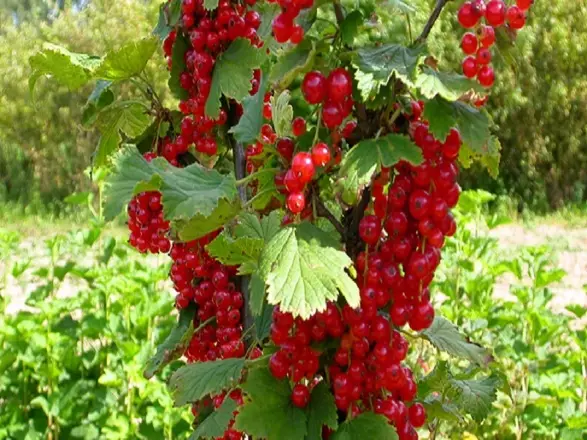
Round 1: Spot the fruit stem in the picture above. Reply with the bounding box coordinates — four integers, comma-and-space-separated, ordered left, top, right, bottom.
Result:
235, 168, 281, 186
416, 0, 450, 44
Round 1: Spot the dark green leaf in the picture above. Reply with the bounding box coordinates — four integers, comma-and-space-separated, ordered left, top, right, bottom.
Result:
259, 222, 359, 319
340, 10, 363, 45
306, 382, 338, 440
331, 413, 398, 440
169, 33, 190, 100
82, 80, 114, 127
191, 398, 238, 439
144, 305, 196, 379
421, 316, 493, 367
153, 3, 172, 40
253, 292, 273, 340
235, 368, 307, 440
447, 375, 499, 422
229, 68, 268, 143
174, 197, 242, 241
353, 44, 425, 101
170, 358, 246, 406
205, 39, 266, 118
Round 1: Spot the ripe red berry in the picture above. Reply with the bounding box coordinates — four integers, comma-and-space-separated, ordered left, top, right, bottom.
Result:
409, 403, 427, 428
269, 352, 289, 379
457, 2, 481, 28
327, 68, 353, 103
462, 56, 479, 78
311, 142, 331, 167
276, 137, 295, 162
272, 13, 294, 43
292, 117, 307, 137
301, 71, 327, 104
461, 33, 478, 55
291, 384, 310, 408
485, 0, 507, 27
477, 65, 495, 88
506, 6, 526, 29
290, 25, 304, 44
284, 169, 305, 193
291, 152, 315, 183
409, 301, 435, 331
322, 101, 344, 129
409, 190, 431, 220
359, 215, 382, 245
263, 102, 272, 120
516, 0, 533, 11
476, 47, 492, 65
287, 192, 306, 213
478, 25, 496, 47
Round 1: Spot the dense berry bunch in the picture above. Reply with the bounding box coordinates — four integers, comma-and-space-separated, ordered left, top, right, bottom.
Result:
458, 0, 534, 88
271, 0, 314, 44
127, 153, 171, 254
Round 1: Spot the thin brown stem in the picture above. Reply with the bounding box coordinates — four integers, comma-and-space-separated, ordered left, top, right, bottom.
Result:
416, 0, 450, 43
313, 189, 345, 236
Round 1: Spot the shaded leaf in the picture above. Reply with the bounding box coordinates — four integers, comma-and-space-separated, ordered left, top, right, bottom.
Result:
306, 382, 338, 440
416, 66, 484, 101
168, 32, 190, 100
229, 68, 268, 143
170, 358, 246, 406
331, 413, 398, 440
191, 398, 238, 439
270, 39, 316, 89
144, 305, 196, 379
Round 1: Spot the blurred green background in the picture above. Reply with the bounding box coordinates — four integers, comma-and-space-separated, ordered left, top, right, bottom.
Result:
0, 0, 585, 215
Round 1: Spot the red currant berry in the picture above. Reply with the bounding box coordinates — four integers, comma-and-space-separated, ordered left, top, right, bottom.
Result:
290, 25, 304, 44
485, 0, 507, 27
311, 142, 331, 167
457, 2, 481, 28
272, 13, 294, 43
462, 56, 479, 78
477, 65, 495, 88
276, 137, 295, 162
516, 0, 533, 11
478, 25, 496, 47
301, 71, 327, 104
287, 192, 306, 213
327, 68, 353, 103
506, 5, 526, 29
291, 384, 310, 408
409, 403, 426, 428
284, 169, 305, 193
291, 152, 315, 183
476, 47, 492, 65
322, 101, 344, 129
409, 190, 431, 220
461, 32, 478, 55
409, 301, 435, 331
292, 117, 307, 137
359, 215, 382, 246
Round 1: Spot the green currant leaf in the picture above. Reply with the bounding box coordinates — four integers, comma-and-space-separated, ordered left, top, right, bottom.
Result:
204, 0, 219, 10
206, 233, 264, 267
418, 361, 451, 398
102, 146, 161, 220
340, 10, 363, 46
270, 39, 316, 90
421, 316, 494, 368
191, 398, 238, 439
249, 272, 267, 318
255, 3, 281, 41
144, 304, 196, 379
152, 3, 172, 40
460, 135, 501, 178
235, 369, 308, 440
29, 43, 101, 92
338, 134, 423, 204
236, 211, 282, 242
253, 290, 273, 339
205, 38, 266, 118
451, 101, 491, 152
353, 44, 425, 101
175, 198, 242, 241
94, 101, 152, 167
271, 90, 294, 138
229, 68, 268, 143
259, 222, 360, 319
169, 358, 246, 406
168, 32, 190, 101
251, 158, 283, 210
94, 37, 159, 81
447, 375, 500, 422
388, 0, 416, 13
82, 80, 114, 127
421, 96, 456, 141
306, 382, 338, 440
331, 413, 398, 440
416, 66, 485, 102
422, 397, 464, 423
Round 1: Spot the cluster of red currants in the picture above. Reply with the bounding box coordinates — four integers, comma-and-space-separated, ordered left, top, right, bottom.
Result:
167, 232, 246, 362
191, 391, 246, 440
458, 0, 534, 88
162, 0, 263, 157
127, 153, 171, 254
271, 0, 314, 44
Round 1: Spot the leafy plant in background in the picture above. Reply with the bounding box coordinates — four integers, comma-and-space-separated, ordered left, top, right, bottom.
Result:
27, 0, 559, 439
0, 218, 191, 439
